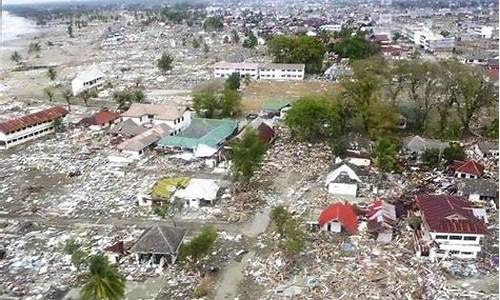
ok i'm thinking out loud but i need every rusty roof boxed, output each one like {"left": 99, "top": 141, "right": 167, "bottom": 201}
{"left": 416, "top": 194, "right": 488, "bottom": 235}
{"left": 0, "top": 106, "right": 68, "bottom": 134}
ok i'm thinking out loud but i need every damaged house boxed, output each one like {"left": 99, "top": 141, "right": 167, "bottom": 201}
{"left": 116, "top": 123, "right": 171, "bottom": 158}
{"left": 474, "top": 141, "right": 499, "bottom": 159}
{"left": 456, "top": 179, "right": 498, "bottom": 205}
{"left": 366, "top": 199, "right": 397, "bottom": 244}
{"left": 173, "top": 178, "right": 221, "bottom": 208}
{"left": 71, "top": 68, "right": 106, "bottom": 96}
{"left": 0, "top": 106, "right": 68, "bottom": 150}
{"left": 403, "top": 135, "right": 449, "bottom": 156}
{"left": 325, "top": 161, "right": 363, "bottom": 198}
{"left": 413, "top": 194, "right": 488, "bottom": 261}
{"left": 121, "top": 103, "right": 192, "bottom": 135}
{"left": 130, "top": 224, "right": 186, "bottom": 265}
{"left": 79, "top": 110, "right": 120, "bottom": 130}
{"left": 451, "top": 160, "right": 484, "bottom": 179}
{"left": 236, "top": 117, "right": 276, "bottom": 144}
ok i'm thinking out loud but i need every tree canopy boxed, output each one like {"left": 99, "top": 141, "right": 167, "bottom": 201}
{"left": 203, "top": 16, "right": 223, "bottom": 32}
{"left": 268, "top": 35, "right": 326, "bottom": 74}
{"left": 330, "top": 34, "right": 380, "bottom": 60}
{"left": 80, "top": 254, "right": 125, "bottom": 300}
{"left": 192, "top": 84, "right": 241, "bottom": 118}
{"left": 231, "top": 129, "right": 267, "bottom": 183}
{"left": 157, "top": 52, "right": 174, "bottom": 73}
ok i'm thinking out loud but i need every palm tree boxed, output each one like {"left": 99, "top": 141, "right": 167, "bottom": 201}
{"left": 10, "top": 51, "right": 21, "bottom": 64}
{"left": 80, "top": 254, "right": 125, "bottom": 300}
{"left": 44, "top": 87, "right": 54, "bottom": 102}
{"left": 80, "top": 90, "right": 90, "bottom": 107}
{"left": 61, "top": 88, "right": 72, "bottom": 111}
{"left": 47, "top": 67, "right": 57, "bottom": 81}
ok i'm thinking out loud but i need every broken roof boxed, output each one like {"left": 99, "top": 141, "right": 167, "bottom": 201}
{"left": 0, "top": 106, "right": 68, "bottom": 134}
{"left": 104, "top": 241, "right": 126, "bottom": 255}
{"left": 318, "top": 202, "right": 358, "bottom": 235}
{"left": 403, "top": 135, "right": 449, "bottom": 153}
{"left": 151, "top": 177, "right": 190, "bottom": 199}
{"left": 262, "top": 99, "right": 292, "bottom": 112}
{"left": 477, "top": 141, "right": 498, "bottom": 153}
{"left": 121, "top": 103, "right": 187, "bottom": 121}
{"left": 174, "top": 178, "right": 220, "bottom": 201}
{"left": 117, "top": 123, "right": 171, "bottom": 152}
{"left": 415, "top": 194, "right": 488, "bottom": 235}
{"left": 367, "top": 199, "right": 397, "bottom": 233}
{"left": 129, "top": 224, "right": 186, "bottom": 255}
{"left": 457, "top": 179, "right": 497, "bottom": 198}
{"left": 108, "top": 119, "right": 148, "bottom": 137}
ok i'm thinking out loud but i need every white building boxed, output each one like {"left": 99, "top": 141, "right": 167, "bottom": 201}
{"left": 121, "top": 103, "right": 191, "bottom": 135}
{"left": 415, "top": 194, "right": 488, "bottom": 260}
{"left": 71, "top": 68, "right": 106, "bottom": 96}
{"left": 325, "top": 162, "right": 362, "bottom": 198}
{"left": 173, "top": 178, "right": 220, "bottom": 208}
{"left": 468, "top": 24, "right": 494, "bottom": 39}
{"left": 213, "top": 62, "right": 305, "bottom": 80}
{"left": 401, "top": 27, "right": 454, "bottom": 52}
{"left": 0, "top": 106, "right": 68, "bottom": 150}
{"left": 319, "top": 24, "right": 342, "bottom": 32}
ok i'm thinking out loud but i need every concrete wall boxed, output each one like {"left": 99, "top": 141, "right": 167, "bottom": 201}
{"left": 0, "top": 120, "right": 57, "bottom": 149}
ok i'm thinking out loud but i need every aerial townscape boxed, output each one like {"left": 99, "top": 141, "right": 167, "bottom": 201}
{"left": 0, "top": 0, "right": 499, "bottom": 299}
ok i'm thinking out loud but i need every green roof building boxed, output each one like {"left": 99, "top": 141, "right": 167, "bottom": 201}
{"left": 262, "top": 99, "right": 292, "bottom": 112}
{"left": 158, "top": 118, "right": 238, "bottom": 157}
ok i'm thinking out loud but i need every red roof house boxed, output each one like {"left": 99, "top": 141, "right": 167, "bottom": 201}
{"left": 452, "top": 160, "right": 484, "bottom": 178}
{"left": 257, "top": 122, "right": 276, "bottom": 144}
{"left": 318, "top": 202, "right": 358, "bottom": 235}
{"left": 104, "top": 241, "right": 126, "bottom": 255}
{"left": 0, "top": 106, "right": 68, "bottom": 134}
{"left": 415, "top": 194, "right": 487, "bottom": 235}
{"left": 79, "top": 111, "right": 120, "bottom": 127}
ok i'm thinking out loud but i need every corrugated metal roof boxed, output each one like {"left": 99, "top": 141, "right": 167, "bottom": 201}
{"left": 416, "top": 194, "right": 488, "bottom": 235}
{"left": 159, "top": 118, "right": 238, "bottom": 150}
{"left": 262, "top": 99, "right": 292, "bottom": 111}
{"left": 318, "top": 202, "right": 358, "bottom": 235}
{"left": 0, "top": 106, "right": 68, "bottom": 134}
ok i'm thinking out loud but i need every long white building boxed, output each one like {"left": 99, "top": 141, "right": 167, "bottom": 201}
{"left": 71, "top": 68, "right": 106, "bottom": 96}
{"left": 0, "top": 106, "right": 68, "bottom": 150}
{"left": 214, "top": 62, "right": 305, "bottom": 80}
{"left": 401, "top": 27, "right": 454, "bottom": 52}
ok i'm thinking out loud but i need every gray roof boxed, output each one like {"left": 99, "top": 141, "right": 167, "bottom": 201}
{"left": 129, "top": 224, "right": 186, "bottom": 255}
{"left": 457, "top": 179, "right": 498, "bottom": 198}
{"left": 117, "top": 123, "right": 172, "bottom": 152}
{"left": 478, "top": 141, "right": 498, "bottom": 153}
{"left": 108, "top": 119, "right": 148, "bottom": 137}
{"left": 403, "top": 135, "right": 449, "bottom": 154}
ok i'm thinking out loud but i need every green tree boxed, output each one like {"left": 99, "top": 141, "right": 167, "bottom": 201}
{"left": 284, "top": 97, "right": 341, "bottom": 142}
{"left": 440, "top": 30, "right": 450, "bottom": 37}
{"left": 192, "top": 38, "right": 200, "bottom": 48}
{"left": 224, "top": 73, "right": 240, "bottom": 90}
{"left": 113, "top": 89, "right": 145, "bottom": 110}
{"left": 421, "top": 148, "right": 440, "bottom": 167}
{"left": 371, "top": 137, "right": 400, "bottom": 172}
{"left": 192, "top": 85, "right": 240, "bottom": 118}
{"left": 44, "top": 87, "right": 54, "bottom": 101}
{"left": 443, "top": 144, "right": 466, "bottom": 164}
{"left": 268, "top": 35, "right": 325, "bottom": 74}
{"left": 11, "top": 51, "right": 22, "bottom": 64}
{"left": 242, "top": 31, "right": 258, "bottom": 49}
{"left": 271, "top": 206, "right": 291, "bottom": 235}
{"left": 64, "top": 238, "right": 80, "bottom": 255}
{"left": 179, "top": 226, "right": 217, "bottom": 261}
{"left": 331, "top": 34, "right": 380, "bottom": 60}
{"left": 53, "top": 117, "right": 64, "bottom": 132}
{"left": 282, "top": 218, "right": 305, "bottom": 255}
{"left": 47, "top": 67, "right": 57, "bottom": 81}
{"left": 483, "top": 118, "right": 499, "bottom": 139}
{"left": 67, "top": 25, "right": 74, "bottom": 38}
{"left": 231, "top": 29, "right": 240, "bottom": 44}
{"left": 157, "top": 52, "right": 174, "bottom": 73}
{"left": 231, "top": 129, "right": 266, "bottom": 183}
{"left": 203, "top": 16, "right": 223, "bottom": 32}
{"left": 80, "top": 254, "right": 125, "bottom": 300}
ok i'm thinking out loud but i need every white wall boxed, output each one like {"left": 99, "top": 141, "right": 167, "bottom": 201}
{"left": 0, "top": 120, "right": 57, "bottom": 149}
{"left": 328, "top": 183, "right": 358, "bottom": 197}
{"left": 71, "top": 76, "right": 105, "bottom": 96}
{"left": 455, "top": 171, "right": 478, "bottom": 179}
{"left": 428, "top": 231, "right": 483, "bottom": 259}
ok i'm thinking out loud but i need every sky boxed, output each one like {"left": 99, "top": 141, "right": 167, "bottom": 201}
{"left": 3, "top": 0, "right": 87, "bottom": 5}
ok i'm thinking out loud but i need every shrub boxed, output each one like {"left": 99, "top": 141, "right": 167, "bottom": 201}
{"left": 179, "top": 226, "right": 217, "bottom": 261}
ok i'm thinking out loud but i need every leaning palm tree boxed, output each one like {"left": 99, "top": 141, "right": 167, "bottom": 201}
{"left": 80, "top": 254, "right": 125, "bottom": 300}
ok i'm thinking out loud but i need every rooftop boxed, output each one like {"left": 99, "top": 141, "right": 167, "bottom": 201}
{"left": 0, "top": 106, "right": 68, "bottom": 134}
{"left": 122, "top": 103, "right": 187, "bottom": 121}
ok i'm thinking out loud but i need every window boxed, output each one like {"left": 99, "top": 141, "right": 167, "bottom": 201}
{"left": 437, "top": 249, "right": 446, "bottom": 254}
{"left": 435, "top": 235, "right": 448, "bottom": 240}
{"left": 449, "top": 235, "right": 462, "bottom": 240}
{"left": 450, "top": 250, "right": 460, "bottom": 254}
{"left": 461, "top": 251, "right": 473, "bottom": 255}
{"left": 461, "top": 173, "right": 466, "bottom": 178}
{"left": 463, "top": 236, "right": 477, "bottom": 241}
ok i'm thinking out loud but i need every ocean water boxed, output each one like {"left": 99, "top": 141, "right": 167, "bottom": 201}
{"left": 1, "top": 10, "right": 38, "bottom": 42}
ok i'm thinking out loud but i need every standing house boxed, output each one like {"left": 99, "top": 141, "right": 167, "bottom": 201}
{"left": 367, "top": 199, "right": 397, "bottom": 244}
{"left": 414, "top": 194, "right": 488, "bottom": 260}
{"left": 129, "top": 224, "right": 186, "bottom": 264}
{"left": 325, "top": 162, "right": 362, "bottom": 198}
{"left": 0, "top": 106, "right": 68, "bottom": 150}
{"left": 79, "top": 111, "right": 120, "bottom": 130}
{"left": 71, "top": 68, "right": 106, "bottom": 96}
{"left": 475, "top": 141, "right": 499, "bottom": 159}
{"left": 138, "top": 177, "right": 190, "bottom": 207}
{"left": 214, "top": 62, "right": 305, "bottom": 80}
{"left": 116, "top": 123, "right": 171, "bottom": 158}
{"left": 452, "top": 160, "right": 484, "bottom": 179}
{"left": 158, "top": 118, "right": 238, "bottom": 158}
{"left": 121, "top": 103, "right": 191, "bottom": 135}
{"left": 317, "top": 202, "right": 358, "bottom": 234}
{"left": 457, "top": 179, "right": 498, "bottom": 204}
{"left": 173, "top": 178, "right": 220, "bottom": 208}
